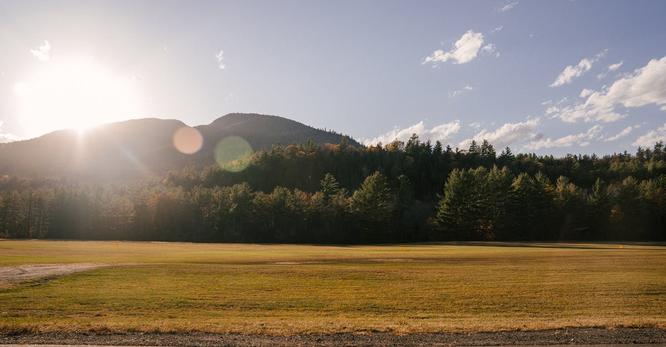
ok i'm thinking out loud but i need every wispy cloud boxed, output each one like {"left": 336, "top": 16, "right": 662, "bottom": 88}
{"left": 525, "top": 125, "right": 602, "bottom": 150}
{"left": 215, "top": 49, "right": 225, "bottom": 69}
{"left": 633, "top": 123, "right": 666, "bottom": 147}
{"left": 608, "top": 61, "right": 623, "bottom": 71}
{"left": 549, "top": 55, "right": 666, "bottom": 123}
{"left": 449, "top": 85, "right": 474, "bottom": 98}
{"left": 499, "top": 1, "right": 519, "bottom": 12}
{"left": 598, "top": 61, "right": 624, "bottom": 79}
{"left": 424, "top": 31, "right": 491, "bottom": 65}
{"left": 459, "top": 119, "right": 539, "bottom": 149}
{"left": 579, "top": 89, "right": 594, "bottom": 98}
{"left": 429, "top": 121, "right": 462, "bottom": 142}
{"left": 30, "top": 40, "right": 50, "bottom": 62}
{"left": 481, "top": 43, "right": 500, "bottom": 58}
{"left": 550, "top": 49, "right": 607, "bottom": 87}
{"left": 604, "top": 125, "right": 636, "bottom": 142}
{"left": 363, "top": 120, "right": 461, "bottom": 146}
{"left": 490, "top": 26, "right": 504, "bottom": 34}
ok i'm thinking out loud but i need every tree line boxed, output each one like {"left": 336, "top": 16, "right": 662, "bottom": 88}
{"left": 1, "top": 137, "right": 665, "bottom": 242}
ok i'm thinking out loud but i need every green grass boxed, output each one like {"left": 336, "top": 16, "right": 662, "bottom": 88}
{"left": 0, "top": 240, "right": 665, "bottom": 334}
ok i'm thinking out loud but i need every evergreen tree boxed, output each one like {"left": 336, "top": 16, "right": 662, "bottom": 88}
{"left": 351, "top": 171, "right": 394, "bottom": 242}
{"left": 507, "top": 173, "right": 555, "bottom": 240}
{"left": 436, "top": 168, "right": 482, "bottom": 240}
{"left": 480, "top": 166, "right": 513, "bottom": 240}
{"left": 586, "top": 178, "right": 610, "bottom": 239}
{"left": 320, "top": 173, "right": 342, "bottom": 201}
{"left": 480, "top": 140, "right": 496, "bottom": 164}
{"left": 608, "top": 177, "right": 648, "bottom": 240}
{"left": 554, "top": 176, "right": 586, "bottom": 239}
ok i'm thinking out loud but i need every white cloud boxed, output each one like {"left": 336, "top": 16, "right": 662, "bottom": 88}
{"left": 449, "top": 85, "right": 474, "bottom": 98}
{"left": 632, "top": 123, "right": 666, "bottom": 147}
{"left": 550, "top": 50, "right": 607, "bottom": 87}
{"left": 491, "top": 26, "right": 504, "bottom": 34}
{"left": 481, "top": 43, "right": 500, "bottom": 58}
{"left": 579, "top": 89, "right": 594, "bottom": 98}
{"left": 548, "top": 103, "right": 623, "bottom": 123}
{"left": 423, "top": 31, "right": 487, "bottom": 65}
{"left": 215, "top": 49, "right": 225, "bottom": 69}
{"left": 598, "top": 61, "right": 624, "bottom": 79}
{"left": 551, "top": 59, "right": 593, "bottom": 87}
{"left": 553, "top": 55, "right": 666, "bottom": 123}
{"left": 525, "top": 125, "right": 603, "bottom": 150}
{"left": 364, "top": 122, "right": 424, "bottom": 145}
{"left": 459, "top": 118, "right": 539, "bottom": 149}
{"left": 363, "top": 120, "right": 461, "bottom": 146}
{"left": 604, "top": 125, "right": 635, "bottom": 142}
{"left": 429, "top": 121, "right": 462, "bottom": 142}
{"left": 608, "top": 61, "right": 623, "bottom": 71}
{"left": 30, "top": 40, "right": 50, "bottom": 62}
{"left": 499, "top": 1, "right": 519, "bottom": 12}
{"left": 469, "top": 122, "right": 482, "bottom": 129}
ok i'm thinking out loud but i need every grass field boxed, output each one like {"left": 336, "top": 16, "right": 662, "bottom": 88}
{"left": 0, "top": 240, "right": 665, "bottom": 334}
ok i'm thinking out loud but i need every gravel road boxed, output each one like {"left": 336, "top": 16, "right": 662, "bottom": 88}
{"left": 1, "top": 327, "right": 665, "bottom": 346}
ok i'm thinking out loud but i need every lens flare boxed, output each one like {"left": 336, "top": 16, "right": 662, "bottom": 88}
{"left": 215, "top": 136, "right": 253, "bottom": 172}
{"left": 173, "top": 127, "right": 203, "bottom": 154}
{"left": 13, "top": 57, "right": 143, "bottom": 137}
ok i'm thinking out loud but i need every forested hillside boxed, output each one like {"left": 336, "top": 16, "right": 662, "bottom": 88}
{"left": 1, "top": 137, "right": 665, "bottom": 242}
{"left": 0, "top": 113, "right": 359, "bottom": 180}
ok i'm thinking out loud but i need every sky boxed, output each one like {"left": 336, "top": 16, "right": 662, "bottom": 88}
{"left": 0, "top": 0, "right": 665, "bottom": 155}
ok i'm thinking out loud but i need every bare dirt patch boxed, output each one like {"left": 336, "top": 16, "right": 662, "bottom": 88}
{"left": 0, "top": 263, "right": 105, "bottom": 287}
{"left": 0, "top": 327, "right": 665, "bottom": 346}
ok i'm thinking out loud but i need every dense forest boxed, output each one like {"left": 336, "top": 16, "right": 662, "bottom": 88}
{"left": 1, "top": 136, "right": 665, "bottom": 242}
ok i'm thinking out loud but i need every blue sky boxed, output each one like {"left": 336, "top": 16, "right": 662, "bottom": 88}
{"left": 0, "top": 0, "right": 665, "bottom": 155}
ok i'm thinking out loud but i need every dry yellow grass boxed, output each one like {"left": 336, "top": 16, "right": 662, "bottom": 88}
{"left": 0, "top": 240, "right": 665, "bottom": 334}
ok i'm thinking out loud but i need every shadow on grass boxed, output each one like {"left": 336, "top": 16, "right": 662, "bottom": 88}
{"left": 384, "top": 241, "right": 666, "bottom": 250}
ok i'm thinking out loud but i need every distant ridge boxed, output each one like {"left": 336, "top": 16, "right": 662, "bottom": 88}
{"left": 0, "top": 113, "right": 360, "bottom": 181}
{"left": 199, "top": 113, "right": 358, "bottom": 150}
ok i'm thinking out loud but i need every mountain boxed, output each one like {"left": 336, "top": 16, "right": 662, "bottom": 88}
{"left": 0, "top": 113, "right": 359, "bottom": 181}
{"left": 198, "top": 113, "right": 352, "bottom": 150}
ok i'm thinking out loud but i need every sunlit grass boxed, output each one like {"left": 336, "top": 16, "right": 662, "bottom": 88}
{"left": 0, "top": 240, "right": 664, "bottom": 334}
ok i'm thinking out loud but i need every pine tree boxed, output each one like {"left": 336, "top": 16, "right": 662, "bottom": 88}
{"left": 608, "top": 176, "right": 648, "bottom": 240}
{"left": 507, "top": 173, "right": 555, "bottom": 240}
{"left": 433, "top": 141, "right": 443, "bottom": 157}
{"left": 351, "top": 171, "right": 394, "bottom": 241}
{"left": 587, "top": 178, "right": 610, "bottom": 239}
{"left": 468, "top": 140, "right": 480, "bottom": 154}
{"left": 554, "top": 176, "right": 586, "bottom": 239}
{"left": 498, "top": 147, "right": 514, "bottom": 167}
{"left": 436, "top": 168, "right": 481, "bottom": 240}
{"left": 320, "top": 173, "right": 342, "bottom": 201}
{"left": 481, "top": 140, "right": 496, "bottom": 163}
{"left": 480, "top": 166, "right": 512, "bottom": 240}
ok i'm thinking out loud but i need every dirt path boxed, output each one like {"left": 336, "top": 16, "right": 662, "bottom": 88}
{"left": 0, "top": 263, "right": 105, "bottom": 287}
{"left": 1, "top": 327, "right": 665, "bottom": 346}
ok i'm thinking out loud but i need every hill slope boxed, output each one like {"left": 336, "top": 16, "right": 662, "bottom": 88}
{"left": 0, "top": 113, "right": 358, "bottom": 181}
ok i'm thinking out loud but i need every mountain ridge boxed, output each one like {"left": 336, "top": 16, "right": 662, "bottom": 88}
{"left": 0, "top": 113, "right": 360, "bottom": 181}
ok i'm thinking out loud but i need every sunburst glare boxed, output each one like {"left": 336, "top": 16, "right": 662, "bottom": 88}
{"left": 12, "top": 56, "right": 143, "bottom": 137}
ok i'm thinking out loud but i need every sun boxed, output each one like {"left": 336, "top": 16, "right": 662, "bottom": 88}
{"left": 13, "top": 56, "right": 143, "bottom": 137}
